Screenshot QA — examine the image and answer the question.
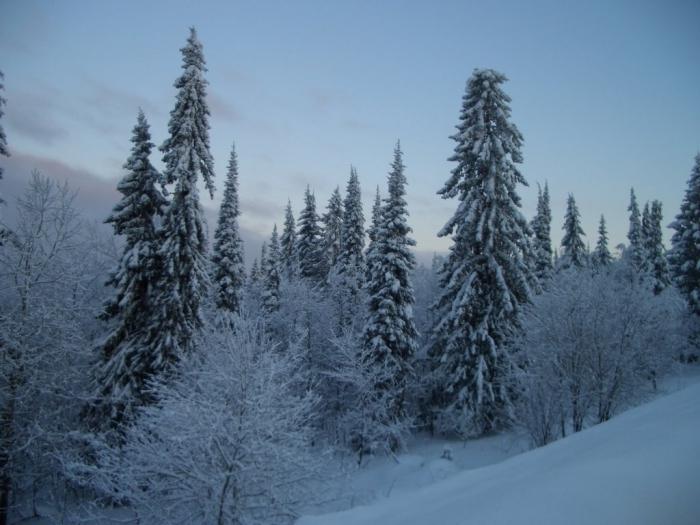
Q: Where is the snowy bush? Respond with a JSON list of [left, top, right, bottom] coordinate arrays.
[[324, 332, 413, 464], [0, 172, 114, 521], [79, 312, 323, 524], [517, 264, 684, 446]]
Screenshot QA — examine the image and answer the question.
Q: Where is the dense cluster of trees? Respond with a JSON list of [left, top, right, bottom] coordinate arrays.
[[0, 29, 698, 524]]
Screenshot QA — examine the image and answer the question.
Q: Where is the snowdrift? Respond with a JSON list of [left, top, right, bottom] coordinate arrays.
[[299, 382, 700, 525]]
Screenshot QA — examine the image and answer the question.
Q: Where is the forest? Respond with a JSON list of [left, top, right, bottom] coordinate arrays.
[[0, 27, 699, 525]]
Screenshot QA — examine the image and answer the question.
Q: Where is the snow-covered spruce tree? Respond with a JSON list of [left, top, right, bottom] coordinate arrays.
[[592, 214, 613, 268], [328, 167, 366, 331], [0, 70, 8, 244], [296, 186, 324, 282], [0, 71, 7, 189], [365, 186, 382, 283], [340, 166, 365, 274], [361, 142, 417, 450], [642, 201, 651, 254], [262, 224, 281, 314], [211, 143, 245, 313], [320, 186, 343, 279], [430, 69, 535, 436], [670, 154, 700, 315], [249, 257, 260, 284], [149, 28, 215, 359], [560, 193, 587, 269], [647, 200, 670, 294], [91, 110, 167, 424], [627, 188, 646, 271], [531, 182, 553, 281], [280, 199, 298, 280]]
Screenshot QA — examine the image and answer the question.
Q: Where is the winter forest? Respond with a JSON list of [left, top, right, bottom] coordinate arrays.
[[1, 12, 700, 525]]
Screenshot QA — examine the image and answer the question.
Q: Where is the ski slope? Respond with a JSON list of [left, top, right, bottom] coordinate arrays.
[[299, 381, 700, 525]]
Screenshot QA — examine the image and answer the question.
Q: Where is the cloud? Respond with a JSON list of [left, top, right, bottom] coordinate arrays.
[[1, 151, 120, 223], [1, 151, 265, 269], [5, 89, 70, 146], [81, 79, 163, 121], [208, 91, 241, 122], [5, 78, 163, 146]]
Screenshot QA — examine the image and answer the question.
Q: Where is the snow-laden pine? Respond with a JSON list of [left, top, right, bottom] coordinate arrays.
[[0, 71, 7, 204], [627, 188, 646, 271], [340, 166, 365, 276], [321, 186, 344, 279], [149, 27, 215, 359], [211, 143, 245, 313], [430, 69, 535, 436], [592, 214, 612, 268], [670, 154, 700, 314], [281, 199, 298, 280], [646, 200, 670, 294], [361, 142, 417, 449], [296, 186, 324, 282], [365, 186, 382, 283], [531, 182, 552, 281], [92, 110, 167, 423], [0, 70, 8, 244], [262, 224, 281, 314], [560, 193, 587, 269]]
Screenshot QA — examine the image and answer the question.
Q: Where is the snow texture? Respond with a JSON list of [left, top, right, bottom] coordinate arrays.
[[298, 378, 700, 525]]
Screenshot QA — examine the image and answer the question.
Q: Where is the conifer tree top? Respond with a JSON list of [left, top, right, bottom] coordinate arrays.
[[160, 27, 215, 198], [106, 110, 166, 242], [341, 165, 365, 265], [438, 68, 526, 238], [0, 70, 8, 160], [212, 142, 245, 313]]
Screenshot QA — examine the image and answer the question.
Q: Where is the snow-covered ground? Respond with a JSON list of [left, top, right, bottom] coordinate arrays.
[[299, 372, 700, 525]]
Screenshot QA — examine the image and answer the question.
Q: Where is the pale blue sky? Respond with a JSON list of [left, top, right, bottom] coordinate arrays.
[[1, 0, 699, 259]]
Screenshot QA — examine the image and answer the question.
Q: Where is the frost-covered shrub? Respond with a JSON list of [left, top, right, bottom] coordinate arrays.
[[81, 313, 322, 524], [323, 333, 413, 464], [517, 265, 684, 446], [0, 173, 114, 521]]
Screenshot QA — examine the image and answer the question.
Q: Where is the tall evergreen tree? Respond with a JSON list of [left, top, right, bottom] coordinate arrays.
[[531, 182, 553, 281], [0, 70, 8, 245], [249, 258, 260, 285], [365, 186, 382, 283], [93, 110, 167, 422], [340, 166, 365, 273], [211, 143, 245, 313], [0, 71, 7, 206], [670, 154, 700, 314], [321, 186, 344, 278], [362, 142, 418, 438], [330, 166, 366, 329], [262, 225, 281, 313], [642, 202, 651, 246], [430, 70, 535, 435], [259, 242, 267, 275], [560, 194, 587, 269], [149, 28, 215, 359], [592, 214, 613, 267], [296, 186, 323, 282], [280, 200, 298, 280], [647, 200, 670, 294], [627, 188, 645, 270]]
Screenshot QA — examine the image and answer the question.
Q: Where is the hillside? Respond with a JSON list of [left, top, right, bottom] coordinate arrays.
[[298, 381, 700, 525]]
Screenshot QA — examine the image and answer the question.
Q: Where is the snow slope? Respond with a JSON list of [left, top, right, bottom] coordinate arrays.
[[299, 381, 700, 525]]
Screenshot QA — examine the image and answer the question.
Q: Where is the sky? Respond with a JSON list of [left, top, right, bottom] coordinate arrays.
[[1, 0, 699, 265]]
